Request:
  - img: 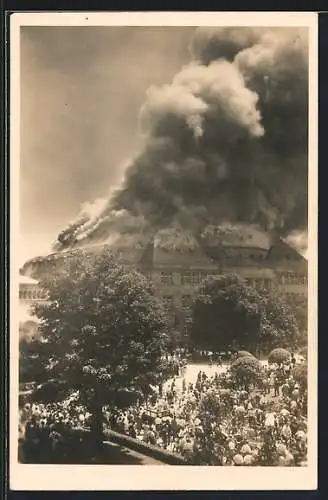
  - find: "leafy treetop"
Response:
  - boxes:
[191,273,299,352]
[31,248,171,416]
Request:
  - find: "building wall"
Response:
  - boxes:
[139,250,307,341]
[19,282,47,342]
[20,238,308,342]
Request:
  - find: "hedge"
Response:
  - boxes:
[230,355,262,386]
[268,348,291,364]
[237,351,254,359]
[292,364,307,389]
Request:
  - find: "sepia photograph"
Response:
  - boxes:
[10,11,317,491]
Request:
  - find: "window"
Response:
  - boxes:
[192,272,201,285]
[160,272,173,285]
[280,272,307,285]
[263,279,272,289]
[182,271,192,285]
[182,271,202,285]
[181,295,192,309]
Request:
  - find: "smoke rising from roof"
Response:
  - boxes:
[53,26,308,253]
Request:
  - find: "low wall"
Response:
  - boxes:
[104,429,186,465]
[19,425,186,465]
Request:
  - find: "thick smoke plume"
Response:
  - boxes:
[53,26,308,252]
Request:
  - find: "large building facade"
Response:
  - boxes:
[20,225,308,343]
[19,275,47,341]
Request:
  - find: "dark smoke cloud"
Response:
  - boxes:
[190,27,267,63]
[20,26,193,260]
[54,26,309,252]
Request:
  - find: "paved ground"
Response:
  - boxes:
[164,361,269,392]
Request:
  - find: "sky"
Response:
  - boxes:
[20,26,194,264]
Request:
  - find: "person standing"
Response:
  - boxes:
[274,374,280,397]
[269,372,275,396]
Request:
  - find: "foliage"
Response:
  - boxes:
[29,248,171,440]
[284,293,307,336]
[237,350,254,358]
[19,338,50,384]
[297,345,308,358]
[257,286,303,348]
[268,348,291,364]
[293,363,307,389]
[191,274,299,351]
[230,355,263,389]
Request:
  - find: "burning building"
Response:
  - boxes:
[20,26,309,341]
[20,222,307,342]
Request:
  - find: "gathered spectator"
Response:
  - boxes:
[20,352,307,466]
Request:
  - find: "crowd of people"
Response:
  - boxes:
[19,351,307,466]
[104,358,307,466]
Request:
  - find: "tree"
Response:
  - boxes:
[191,273,299,352]
[30,248,171,450]
[284,293,307,339]
[268,348,291,365]
[255,286,302,349]
[230,355,263,390]
[19,338,49,384]
[293,363,307,390]
[237,350,254,359]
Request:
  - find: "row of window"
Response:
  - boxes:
[163,294,193,310]
[19,289,45,300]
[279,273,307,285]
[160,271,219,285]
[159,272,307,288]
[163,285,306,310]
[223,252,267,260]
[245,278,273,289]
[144,269,307,289]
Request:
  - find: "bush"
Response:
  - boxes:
[237,350,254,359]
[293,363,307,389]
[298,346,308,358]
[230,356,263,389]
[268,348,291,364]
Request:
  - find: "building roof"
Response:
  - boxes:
[152,228,218,268]
[202,223,272,250]
[152,246,218,268]
[19,274,39,285]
